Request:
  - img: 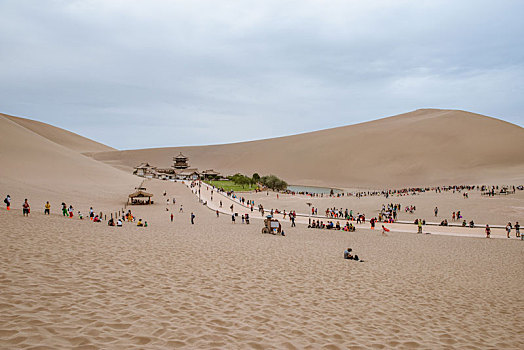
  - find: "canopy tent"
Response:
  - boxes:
[128,190,154,205]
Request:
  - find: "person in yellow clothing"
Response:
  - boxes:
[137,219,143,227]
[44,201,51,215]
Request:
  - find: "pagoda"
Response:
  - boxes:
[173,152,189,169]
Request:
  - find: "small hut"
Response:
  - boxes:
[176,169,200,180]
[128,189,154,205]
[201,169,221,180]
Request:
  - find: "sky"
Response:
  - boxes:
[0,0,523,149]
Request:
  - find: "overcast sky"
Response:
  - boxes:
[1,0,523,149]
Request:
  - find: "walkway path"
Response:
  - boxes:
[184,181,520,240]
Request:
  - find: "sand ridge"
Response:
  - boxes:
[88,109,524,188]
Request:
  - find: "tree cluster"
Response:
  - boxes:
[227,172,287,191]
[228,173,255,188]
[259,174,288,191]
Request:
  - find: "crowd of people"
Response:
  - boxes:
[3,194,151,229]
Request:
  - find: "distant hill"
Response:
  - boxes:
[87,109,524,188]
[1,113,113,153]
[0,113,138,207]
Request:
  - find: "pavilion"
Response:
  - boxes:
[128,189,154,205]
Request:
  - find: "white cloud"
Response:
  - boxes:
[0,0,522,148]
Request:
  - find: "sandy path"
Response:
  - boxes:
[193,182,521,239]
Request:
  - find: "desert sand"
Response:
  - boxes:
[1,111,523,349]
[88,109,524,188]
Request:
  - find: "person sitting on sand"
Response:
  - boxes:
[137,219,143,227]
[343,248,359,261]
[336,221,341,230]
[117,219,122,227]
[144,221,148,227]
[440,219,448,226]
[462,220,467,227]
[93,215,101,222]
[382,225,390,236]
[108,218,115,226]
[469,220,475,228]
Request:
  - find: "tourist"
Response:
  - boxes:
[434,206,438,217]
[291,214,295,227]
[78,211,83,219]
[93,215,101,222]
[179,205,183,213]
[108,218,115,226]
[469,220,475,228]
[62,203,67,216]
[44,201,51,215]
[170,213,174,222]
[144,221,148,227]
[232,214,236,224]
[485,224,491,238]
[418,219,423,234]
[137,219,144,227]
[245,213,250,224]
[68,205,74,218]
[117,219,122,227]
[191,212,195,224]
[216,210,219,218]
[4,195,11,210]
[382,225,389,236]
[22,199,30,216]
[343,248,359,261]
[506,222,512,238]
[89,207,94,220]
[515,221,520,238]
[230,204,234,212]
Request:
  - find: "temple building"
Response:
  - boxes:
[133,163,156,178]
[133,153,222,181]
[173,153,189,169]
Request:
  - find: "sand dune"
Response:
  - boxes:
[88,109,524,188]
[1,113,113,153]
[1,110,523,349]
[0,114,139,210]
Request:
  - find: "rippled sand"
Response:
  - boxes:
[1,181,523,349]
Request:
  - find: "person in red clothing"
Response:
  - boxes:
[22,199,30,216]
